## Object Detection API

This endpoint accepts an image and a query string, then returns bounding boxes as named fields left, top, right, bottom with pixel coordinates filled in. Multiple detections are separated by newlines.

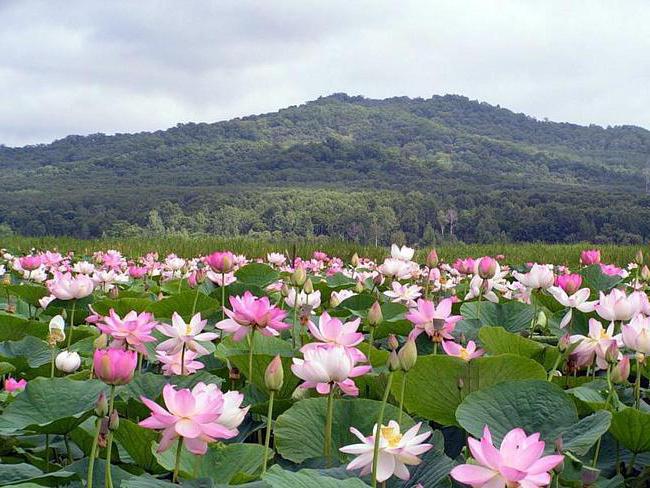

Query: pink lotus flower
left=216, top=291, right=290, bottom=341
left=512, top=264, right=554, bottom=290
left=157, top=312, right=218, bottom=356
left=477, top=256, right=498, bottom=279
left=441, top=340, right=484, bottom=361
left=19, top=255, right=42, bottom=271
left=156, top=350, right=205, bottom=376
left=339, top=420, right=432, bottom=482
left=128, top=265, right=148, bottom=279
left=622, top=314, right=650, bottom=354
left=406, top=298, right=462, bottom=341
left=291, top=344, right=371, bottom=396
left=139, top=382, right=242, bottom=454
left=305, top=312, right=366, bottom=362
left=580, top=249, right=601, bottom=265
left=384, top=282, right=422, bottom=307
left=93, top=348, right=137, bottom=385
left=570, top=318, right=622, bottom=370
left=205, top=251, right=235, bottom=274
left=48, top=272, right=94, bottom=300
left=595, top=289, right=642, bottom=323
left=547, top=286, right=597, bottom=329
left=4, top=377, right=27, bottom=392
left=453, top=258, right=476, bottom=275
left=600, top=263, right=625, bottom=277
left=554, top=274, right=582, bottom=296
left=97, top=309, right=158, bottom=354
left=450, top=426, right=563, bottom=488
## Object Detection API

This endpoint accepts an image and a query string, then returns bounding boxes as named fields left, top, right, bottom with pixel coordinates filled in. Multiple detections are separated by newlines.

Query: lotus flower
left=622, top=314, right=650, bottom=354
left=291, top=344, right=371, bottom=396
left=305, top=312, right=366, bottom=361
left=157, top=312, right=218, bottom=356
left=205, top=251, right=235, bottom=273
left=93, top=348, right=137, bottom=385
left=451, top=426, right=563, bottom=488
left=4, top=377, right=27, bottom=392
left=442, top=340, right=484, bottom=361
left=406, top=298, right=462, bottom=341
left=139, top=382, right=242, bottom=454
left=19, top=255, right=42, bottom=271
left=453, top=258, right=476, bottom=275
left=547, top=286, right=597, bottom=328
left=97, top=309, right=158, bottom=354
left=284, top=288, right=322, bottom=310
left=267, top=253, right=286, bottom=266
left=580, top=249, right=601, bottom=265
left=378, top=258, right=414, bottom=280
left=570, top=318, right=622, bottom=369
left=156, top=350, right=205, bottom=376
left=512, top=264, right=554, bottom=290
left=217, top=291, right=290, bottom=341
left=554, top=274, right=582, bottom=295
left=384, top=281, right=422, bottom=307
left=595, top=289, right=643, bottom=323
left=391, top=244, right=415, bottom=262
left=340, top=420, right=432, bottom=482
left=48, top=272, right=94, bottom=300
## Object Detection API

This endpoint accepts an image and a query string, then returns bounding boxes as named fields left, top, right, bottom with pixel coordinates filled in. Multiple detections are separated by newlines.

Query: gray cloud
left=1, top=0, right=648, bottom=146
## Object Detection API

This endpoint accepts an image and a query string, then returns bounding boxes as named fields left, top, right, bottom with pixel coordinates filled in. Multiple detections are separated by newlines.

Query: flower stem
left=323, top=386, right=336, bottom=465
left=50, top=347, right=56, bottom=378
left=397, top=373, right=407, bottom=425
left=180, top=343, right=186, bottom=376
left=262, top=390, right=275, bottom=474
left=105, top=385, right=116, bottom=488
left=635, top=355, right=642, bottom=409
left=248, top=330, right=255, bottom=384
left=66, top=301, right=76, bottom=350
left=220, top=272, right=226, bottom=321
left=592, top=365, right=614, bottom=467
left=191, top=284, right=200, bottom=316
left=547, top=352, right=563, bottom=382
left=173, top=437, right=183, bottom=483
left=86, top=417, right=102, bottom=488
left=367, top=327, right=374, bottom=365
left=371, top=372, right=394, bottom=487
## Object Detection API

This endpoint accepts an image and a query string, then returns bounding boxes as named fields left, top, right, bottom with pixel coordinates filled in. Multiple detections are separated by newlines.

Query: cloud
left=1, top=0, right=648, bottom=146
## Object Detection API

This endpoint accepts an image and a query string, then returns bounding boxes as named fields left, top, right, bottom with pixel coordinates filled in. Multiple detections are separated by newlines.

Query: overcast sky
left=1, top=0, right=649, bottom=147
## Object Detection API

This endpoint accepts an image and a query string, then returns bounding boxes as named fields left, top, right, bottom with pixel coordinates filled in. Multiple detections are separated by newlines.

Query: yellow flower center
left=459, top=347, right=470, bottom=361
left=599, top=330, right=610, bottom=340
left=380, top=425, right=402, bottom=448
left=185, top=325, right=193, bottom=335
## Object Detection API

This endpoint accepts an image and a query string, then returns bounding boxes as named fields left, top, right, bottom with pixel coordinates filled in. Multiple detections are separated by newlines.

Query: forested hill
left=1, top=93, right=649, bottom=244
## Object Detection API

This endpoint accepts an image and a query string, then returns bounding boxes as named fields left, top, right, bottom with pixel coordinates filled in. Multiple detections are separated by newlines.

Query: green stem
left=221, top=272, right=226, bottom=321
left=50, top=347, right=56, bottom=378
left=86, top=417, right=102, bottom=488
left=172, top=437, right=183, bottom=483
left=137, top=352, right=143, bottom=374
left=371, top=372, right=394, bottom=487
left=45, top=434, right=50, bottom=472
left=191, top=285, right=200, bottom=316
left=592, top=365, right=614, bottom=467
left=433, top=341, right=438, bottom=355
left=66, top=301, right=76, bottom=350
left=262, top=390, right=275, bottom=474
left=367, top=327, right=374, bottom=365
left=64, top=434, right=72, bottom=464
left=635, top=356, right=642, bottom=409
left=398, top=373, right=407, bottom=425
left=627, top=452, right=637, bottom=475
left=248, top=330, right=255, bottom=384
left=105, top=385, right=116, bottom=488
left=323, top=386, right=336, bottom=465
left=180, top=343, right=186, bottom=376
left=292, top=290, right=299, bottom=349
left=547, top=352, right=563, bottom=382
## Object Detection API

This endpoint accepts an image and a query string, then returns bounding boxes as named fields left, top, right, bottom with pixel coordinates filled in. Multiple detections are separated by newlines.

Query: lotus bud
left=367, top=301, right=383, bottom=327
left=611, top=356, right=630, bottom=384
left=354, top=281, right=364, bottom=294
left=108, top=410, right=120, bottom=431
left=281, top=283, right=290, bottom=297
left=558, top=333, right=571, bottom=353
left=536, top=310, right=547, bottom=328
left=642, top=265, right=650, bottom=281
left=55, top=351, right=81, bottom=373
left=351, top=253, right=359, bottom=267
left=605, top=343, right=619, bottom=364
left=291, top=267, right=306, bottom=286
left=108, top=287, right=119, bottom=299
left=95, top=392, right=108, bottom=417
left=388, top=350, right=401, bottom=372
left=635, top=249, right=644, bottom=265
left=636, top=352, right=646, bottom=365
left=303, top=278, right=314, bottom=294
left=93, top=348, right=137, bottom=386
left=426, top=249, right=439, bottom=268
left=477, top=256, right=497, bottom=279
left=94, top=333, right=109, bottom=350
left=581, top=466, right=600, bottom=486
left=387, top=334, right=399, bottom=351
left=398, top=339, right=418, bottom=372
left=264, top=355, right=284, bottom=392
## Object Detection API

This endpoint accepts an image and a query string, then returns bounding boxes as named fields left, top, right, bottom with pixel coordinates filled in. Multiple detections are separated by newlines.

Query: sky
left=1, top=0, right=649, bottom=147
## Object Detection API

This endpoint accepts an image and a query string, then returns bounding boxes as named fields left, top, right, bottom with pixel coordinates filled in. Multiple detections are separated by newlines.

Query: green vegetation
left=1, top=93, right=649, bottom=243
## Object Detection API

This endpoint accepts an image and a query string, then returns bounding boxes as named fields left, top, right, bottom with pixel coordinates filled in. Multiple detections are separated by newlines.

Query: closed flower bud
left=94, top=333, right=109, bottom=350
left=95, top=392, right=108, bottom=417
left=388, top=350, right=401, bottom=372
left=291, top=267, right=306, bottom=286
left=642, top=265, right=650, bottom=281
left=581, top=466, right=600, bottom=485
left=108, top=410, right=120, bottom=431
left=558, top=333, right=571, bottom=353
left=398, top=339, right=418, bottom=372
left=281, top=283, right=290, bottom=297
left=55, top=351, right=81, bottom=373
left=387, top=334, right=399, bottom=351
left=303, top=278, right=314, bottom=294
left=354, top=282, right=364, bottom=294
left=635, top=250, right=644, bottom=265
left=605, top=343, right=619, bottom=364
left=636, top=352, right=647, bottom=365
left=611, top=356, right=630, bottom=383
left=477, top=256, right=497, bottom=279
left=264, top=355, right=284, bottom=392
left=426, top=249, right=439, bottom=268
left=351, top=253, right=359, bottom=267
left=367, top=301, right=383, bottom=326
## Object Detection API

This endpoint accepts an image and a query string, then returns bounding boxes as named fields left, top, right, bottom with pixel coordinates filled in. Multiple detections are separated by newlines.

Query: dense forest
left=1, top=93, right=649, bottom=244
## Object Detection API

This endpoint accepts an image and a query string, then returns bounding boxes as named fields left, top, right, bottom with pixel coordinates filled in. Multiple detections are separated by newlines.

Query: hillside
left=1, top=93, right=649, bottom=244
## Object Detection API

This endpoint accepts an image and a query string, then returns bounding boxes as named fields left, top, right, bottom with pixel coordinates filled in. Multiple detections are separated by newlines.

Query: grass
left=0, top=235, right=643, bottom=266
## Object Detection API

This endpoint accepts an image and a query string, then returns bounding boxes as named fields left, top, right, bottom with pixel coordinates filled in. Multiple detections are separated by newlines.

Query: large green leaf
left=478, top=326, right=559, bottom=368
left=562, top=410, right=612, bottom=456
left=0, top=336, right=54, bottom=373
left=0, top=463, right=75, bottom=487
left=393, top=354, right=546, bottom=426
left=456, top=380, right=577, bottom=445
left=580, top=265, right=623, bottom=293
left=0, top=314, right=49, bottom=341
left=392, top=430, right=454, bottom=487
left=153, top=441, right=270, bottom=483
left=263, top=466, right=369, bottom=487
left=274, top=397, right=421, bottom=463
left=146, top=291, right=220, bottom=321
left=5, top=284, right=48, bottom=307
left=120, top=371, right=224, bottom=402
left=609, top=408, right=650, bottom=453
left=0, top=377, right=108, bottom=434
left=92, top=297, right=153, bottom=316
left=235, top=264, right=280, bottom=288
left=460, top=301, right=535, bottom=332
left=114, top=418, right=165, bottom=473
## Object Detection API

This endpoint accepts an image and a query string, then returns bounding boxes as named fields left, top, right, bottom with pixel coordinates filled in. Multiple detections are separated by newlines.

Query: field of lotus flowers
left=0, top=244, right=648, bottom=487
